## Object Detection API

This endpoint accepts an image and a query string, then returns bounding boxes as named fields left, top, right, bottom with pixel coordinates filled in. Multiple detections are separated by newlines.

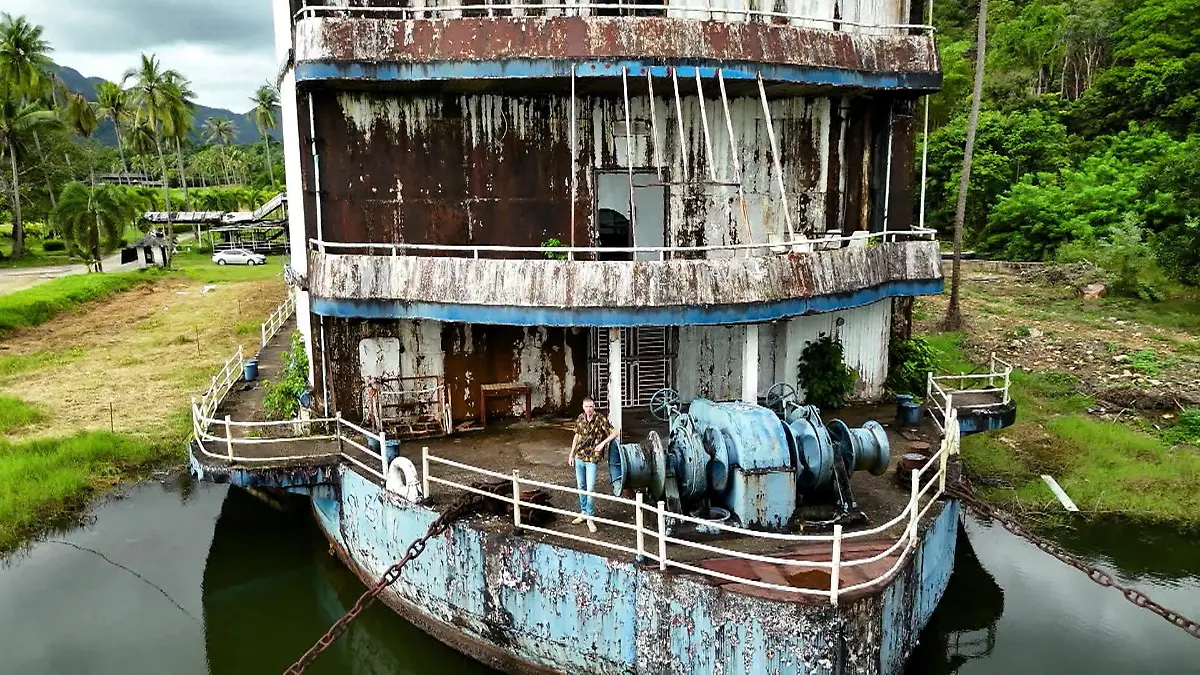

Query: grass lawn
left=0, top=254, right=287, bottom=554
left=930, top=332, right=1200, bottom=524
left=0, top=271, right=162, bottom=335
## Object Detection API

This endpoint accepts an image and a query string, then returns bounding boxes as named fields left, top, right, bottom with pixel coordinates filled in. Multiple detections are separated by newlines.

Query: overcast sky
left=10, top=0, right=276, bottom=112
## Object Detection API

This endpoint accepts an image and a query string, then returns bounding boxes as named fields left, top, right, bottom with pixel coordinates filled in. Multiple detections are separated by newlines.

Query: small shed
left=122, top=233, right=170, bottom=269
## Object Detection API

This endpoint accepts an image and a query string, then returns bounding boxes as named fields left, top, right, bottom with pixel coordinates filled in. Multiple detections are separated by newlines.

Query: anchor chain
left=947, top=481, right=1200, bottom=640
left=283, top=493, right=484, bottom=674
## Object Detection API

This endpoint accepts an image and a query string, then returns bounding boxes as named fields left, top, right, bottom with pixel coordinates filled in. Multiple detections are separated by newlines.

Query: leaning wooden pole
left=945, top=0, right=987, bottom=331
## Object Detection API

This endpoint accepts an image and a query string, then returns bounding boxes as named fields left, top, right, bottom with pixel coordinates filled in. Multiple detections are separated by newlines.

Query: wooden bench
left=479, top=382, right=532, bottom=426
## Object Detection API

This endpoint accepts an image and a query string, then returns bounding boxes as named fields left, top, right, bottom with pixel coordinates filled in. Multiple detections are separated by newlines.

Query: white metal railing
left=294, top=1, right=935, bottom=34
left=310, top=228, right=936, bottom=262
left=420, top=414, right=958, bottom=605
left=195, top=345, right=245, bottom=424
left=926, top=353, right=1013, bottom=432
left=261, top=290, right=296, bottom=348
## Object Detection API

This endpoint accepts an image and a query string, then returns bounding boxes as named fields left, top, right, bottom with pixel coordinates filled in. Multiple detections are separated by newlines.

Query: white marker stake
left=1041, top=475, right=1079, bottom=512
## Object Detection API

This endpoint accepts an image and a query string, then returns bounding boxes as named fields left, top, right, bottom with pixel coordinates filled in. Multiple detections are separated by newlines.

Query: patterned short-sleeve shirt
left=574, top=412, right=615, bottom=463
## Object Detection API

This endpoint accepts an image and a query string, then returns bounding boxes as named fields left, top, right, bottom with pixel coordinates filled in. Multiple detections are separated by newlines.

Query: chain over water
left=948, top=481, right=1200, bottom=640
left=283, top=494, right=483, bottom=674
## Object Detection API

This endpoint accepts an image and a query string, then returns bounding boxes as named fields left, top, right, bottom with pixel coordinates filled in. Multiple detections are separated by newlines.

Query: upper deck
left=287, top=0, right=939, bottom=91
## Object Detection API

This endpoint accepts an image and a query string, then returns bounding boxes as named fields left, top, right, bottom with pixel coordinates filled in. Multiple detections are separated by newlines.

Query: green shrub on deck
left=263, top=332, right=309, bottom=420
left=797, top=334, right=856, bottom=409
left=886, top=336, right=937, bottom=398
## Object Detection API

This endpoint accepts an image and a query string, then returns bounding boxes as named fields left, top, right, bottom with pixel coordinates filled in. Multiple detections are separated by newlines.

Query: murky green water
left=1, top=481, right=1198, bottom=673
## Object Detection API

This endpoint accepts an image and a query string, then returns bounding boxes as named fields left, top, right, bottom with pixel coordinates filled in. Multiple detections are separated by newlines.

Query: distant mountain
left=52, top=63, right=278, bottom=146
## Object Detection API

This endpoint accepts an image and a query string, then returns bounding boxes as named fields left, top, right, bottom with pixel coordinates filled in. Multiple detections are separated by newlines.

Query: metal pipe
left=622, top=65, right=637, bottom=246
left=756, top=72, right=796, bottom=241
left=882, top=99, right=894, bottom=240
left=670, top=67, right=689, bottom=180
left=646, top=70, right=662, bottom=179
left=717, top=69, right=754, bottom=249
left=570, top=67, right=578, bottom=250
left=693, top=70, right=718, bottom=182
left=319, top=315, right=330, bottom=416
left=306, top=92, right=324, bottom=243
left=830, top=524, right=842, bottom=606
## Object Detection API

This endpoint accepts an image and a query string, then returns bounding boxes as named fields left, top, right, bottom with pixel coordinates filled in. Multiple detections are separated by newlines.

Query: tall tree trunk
left=944, top=0, right=988, bottom=332
left=89, top=167, right=103, bottom=273
left=155, top=133, right=174, bottom=268
left=7, top=139, right=24, bottom=259
left=264, top=135, right=276, bottom=188
left=175, top=137, right=199, bottom=241
left=114, top=123, right=129, bottom=173
left=220, top=144, right=231, bottom=186
left=32, top=130, right=56, bottom=210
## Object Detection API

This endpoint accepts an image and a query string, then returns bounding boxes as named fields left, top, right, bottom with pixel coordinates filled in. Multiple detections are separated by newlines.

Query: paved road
left=0, top=234, right=196, bottom=295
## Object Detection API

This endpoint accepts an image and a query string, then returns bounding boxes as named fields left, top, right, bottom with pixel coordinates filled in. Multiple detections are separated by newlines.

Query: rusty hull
left=295, top=16, right=938, bottom=80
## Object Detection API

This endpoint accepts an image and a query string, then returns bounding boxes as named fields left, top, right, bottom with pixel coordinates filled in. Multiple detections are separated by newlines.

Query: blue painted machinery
left=609, top=386, right=890, bottom=531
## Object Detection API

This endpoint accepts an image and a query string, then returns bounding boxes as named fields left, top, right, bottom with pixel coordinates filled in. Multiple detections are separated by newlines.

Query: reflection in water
left=906, top=523, right=1004, bottom=673
left=202, top=486, right=492, bottom=675
left=908, top=514, right=1200, bottom=674
left=5, top=479, right=1200, bottom=675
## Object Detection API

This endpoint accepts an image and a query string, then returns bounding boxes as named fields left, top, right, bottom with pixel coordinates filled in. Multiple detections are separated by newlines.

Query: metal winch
left=609, top=385, right=891, bottom=531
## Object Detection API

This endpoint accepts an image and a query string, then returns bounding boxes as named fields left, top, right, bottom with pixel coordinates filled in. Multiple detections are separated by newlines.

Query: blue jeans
left=575, top=460, right=598, bottom=516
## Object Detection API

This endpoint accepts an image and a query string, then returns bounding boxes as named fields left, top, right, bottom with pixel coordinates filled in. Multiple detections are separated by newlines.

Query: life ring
left=385, top=456, right=422, bottom=502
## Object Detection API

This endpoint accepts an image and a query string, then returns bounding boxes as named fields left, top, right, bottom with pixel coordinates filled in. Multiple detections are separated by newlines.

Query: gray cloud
left=8, top=0, right=275, bottom=110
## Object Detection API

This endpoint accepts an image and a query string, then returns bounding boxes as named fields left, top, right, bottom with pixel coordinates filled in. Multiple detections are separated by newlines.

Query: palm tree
left=163, top=74, right=195, bottom=209
left=53, top=181, right=139, bottom=272
left=0, top=96, right=60, bottom=257
left=123, top=53, right=183, bottom=247
left=95, top=80, right=131, bottom=172
left=943, top=0, right=989, bottom=331
left=250, top=83, right=280, bottom=188
left=0, top=14, right=52, bottom=97
left=203, top=116, right=236, bottom=185
left=0, top=13, right=55, bottom=257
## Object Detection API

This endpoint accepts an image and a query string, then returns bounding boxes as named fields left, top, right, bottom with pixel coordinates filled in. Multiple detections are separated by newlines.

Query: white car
left=212, top=249, right=267, bottom=266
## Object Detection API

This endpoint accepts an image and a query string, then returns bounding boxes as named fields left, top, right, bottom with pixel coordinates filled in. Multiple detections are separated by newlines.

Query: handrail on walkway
left=309, top=228, right=937, bottom=262
left=418, top=410, right=959, bottom=606
left=293, top=1, right=937, bottom=34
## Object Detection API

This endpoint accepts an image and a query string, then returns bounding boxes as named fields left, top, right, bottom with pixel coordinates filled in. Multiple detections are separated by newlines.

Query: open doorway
left=596, top=171, right=665, bottom=260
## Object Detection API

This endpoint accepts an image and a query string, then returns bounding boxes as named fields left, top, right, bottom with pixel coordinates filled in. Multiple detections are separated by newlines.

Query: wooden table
left=479, top=381, right=532, bottom=426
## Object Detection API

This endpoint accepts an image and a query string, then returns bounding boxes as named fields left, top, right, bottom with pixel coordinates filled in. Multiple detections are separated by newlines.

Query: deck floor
left=207, top=328, right=949, bottom=602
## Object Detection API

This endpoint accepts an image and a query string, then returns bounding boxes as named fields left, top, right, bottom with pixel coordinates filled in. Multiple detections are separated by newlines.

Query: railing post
left=379, top=430, right=389, bottom=478
left=988, top=352, right=996, bottom=388
left=635, top=491, right=645, bottom=561
left=512, top=470, right=522, bottom=529
left=657, top=500, right=668, bottom=571
left=938, top=439, right=950, bottom=492
left=224, top=415, right=233, bottom=459
left=1004, top=369, right=1012, bottom=405
left=925, top=371, right=932, bottom=402
left=830, top=524, right=842, bottom=606
left=422, top=446, right=430, bottom=499
left=909, top=471, right=920, bottom=546
left=261, top=323, right=267, bottom=348
left=335, top=412, right=344, bottom=455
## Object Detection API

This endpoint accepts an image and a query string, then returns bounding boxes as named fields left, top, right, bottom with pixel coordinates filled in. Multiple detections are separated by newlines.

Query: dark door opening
left=597, top=208, right=632, bottom=261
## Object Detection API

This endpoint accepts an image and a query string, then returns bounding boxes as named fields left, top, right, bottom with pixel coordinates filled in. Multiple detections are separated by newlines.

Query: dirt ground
left=0, top=274, right=285, bottom=439
left=918, top=268, right=1200, bottom=414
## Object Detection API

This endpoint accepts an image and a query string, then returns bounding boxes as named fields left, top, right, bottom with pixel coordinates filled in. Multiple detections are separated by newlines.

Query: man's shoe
left=571, top=515, right=585, bottom=525
left=587, top=519, right=598, bottom=533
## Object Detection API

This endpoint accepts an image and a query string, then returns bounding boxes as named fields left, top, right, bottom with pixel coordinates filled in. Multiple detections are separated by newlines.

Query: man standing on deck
left=569, top=397, right=619, bottom=533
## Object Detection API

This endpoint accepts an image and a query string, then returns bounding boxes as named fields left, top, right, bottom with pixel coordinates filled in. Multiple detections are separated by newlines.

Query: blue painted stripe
left=295, top=59, right=941, bottom=90
left=310, top=278, right=944, bottom=326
